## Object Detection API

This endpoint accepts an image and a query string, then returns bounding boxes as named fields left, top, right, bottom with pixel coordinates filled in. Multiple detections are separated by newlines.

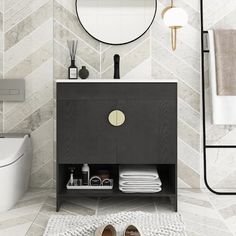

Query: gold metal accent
left=170, top=26, right=182, bottom=51
left=171, top=27, right=177, bottom=51
left=162, top=0, right=183, bottom=51
left=161, top=6, right=172, bottom=18
left=108, top=110, right=125, bottom=126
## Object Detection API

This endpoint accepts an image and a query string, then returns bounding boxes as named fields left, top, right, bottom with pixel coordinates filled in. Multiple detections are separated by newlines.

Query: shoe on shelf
left=124, top=225, right=142, bottom=236
left=94, top=224, right=116, bottom=236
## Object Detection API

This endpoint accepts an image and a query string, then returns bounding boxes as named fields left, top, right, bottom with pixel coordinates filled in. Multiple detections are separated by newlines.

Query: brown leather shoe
left=94, top=224, right=116, bottom=236
left=124, top=225, right=142, bottom=236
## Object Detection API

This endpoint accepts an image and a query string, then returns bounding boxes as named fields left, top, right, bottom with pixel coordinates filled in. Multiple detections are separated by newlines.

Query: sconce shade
left=163, top=7, right=188, bottom=28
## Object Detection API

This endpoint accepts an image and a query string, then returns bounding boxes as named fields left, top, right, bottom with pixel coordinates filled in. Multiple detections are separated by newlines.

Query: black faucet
left=113, top=54, right=120, bottom=79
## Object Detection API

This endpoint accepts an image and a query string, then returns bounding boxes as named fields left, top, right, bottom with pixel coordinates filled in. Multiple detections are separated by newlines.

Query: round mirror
left=75, top=0, right=157, bottom=45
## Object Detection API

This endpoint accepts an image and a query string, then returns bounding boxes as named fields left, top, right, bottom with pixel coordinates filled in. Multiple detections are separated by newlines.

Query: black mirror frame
left=75, top=0, right=157, bottom=45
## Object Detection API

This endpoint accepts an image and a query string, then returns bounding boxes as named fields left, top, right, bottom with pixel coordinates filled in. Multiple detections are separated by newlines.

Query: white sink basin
left=56, top=79, right=177, bottom=83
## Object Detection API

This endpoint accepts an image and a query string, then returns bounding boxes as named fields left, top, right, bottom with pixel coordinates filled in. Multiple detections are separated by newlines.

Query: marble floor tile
left=0, top=189, right=47, bottom=236
left=0, top=222, right=32, bottom=236
left=25, top=223, right=45, bottom=236
left=205, top=190, right=236, bottom=235
left=97, top=197, right=156, bottom=215
left=154, top=197, right=174, bottom=213
left=60, top=201, right=96, bottom=215
left=0, top=188, right=236, bottom=236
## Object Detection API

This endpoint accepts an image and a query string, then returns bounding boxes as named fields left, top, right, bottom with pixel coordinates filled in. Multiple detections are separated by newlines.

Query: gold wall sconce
left=162, top=0, right=188, bottom=51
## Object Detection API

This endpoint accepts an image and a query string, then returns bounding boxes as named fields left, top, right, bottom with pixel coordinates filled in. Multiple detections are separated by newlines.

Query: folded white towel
left=119, top=177, right=162, bottom=187
left=119, top=186, right=162, bottom=193
left=119, top=165, right=159, bottom=180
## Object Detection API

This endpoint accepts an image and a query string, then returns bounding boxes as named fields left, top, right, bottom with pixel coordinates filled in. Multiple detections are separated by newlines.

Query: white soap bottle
left=82, top=164, right=90, bottom=185
left=69, top=167, right=75, bottom=186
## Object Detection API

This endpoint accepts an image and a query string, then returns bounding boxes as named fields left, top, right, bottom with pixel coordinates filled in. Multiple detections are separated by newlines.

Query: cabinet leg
left=170, top=196, right=178, bottom=212
left=174, top=198, right=178, bottom=212
left=56, top=198, right=61, bottom=212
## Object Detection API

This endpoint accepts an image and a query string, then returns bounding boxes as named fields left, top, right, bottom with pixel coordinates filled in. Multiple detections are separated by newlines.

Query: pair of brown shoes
left=95, top=224, right=142, bottom=236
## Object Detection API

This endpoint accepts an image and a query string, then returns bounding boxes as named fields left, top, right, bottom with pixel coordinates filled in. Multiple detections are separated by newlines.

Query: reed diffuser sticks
left=67, top=40, right=78, bottom=60
left=67, top=40, right=78, bottom=79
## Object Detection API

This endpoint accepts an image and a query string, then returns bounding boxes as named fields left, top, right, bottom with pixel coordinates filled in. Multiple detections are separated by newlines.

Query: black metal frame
left=200, top=0, right=236, bottom=195
left=75, top=0, right=157, bottom=46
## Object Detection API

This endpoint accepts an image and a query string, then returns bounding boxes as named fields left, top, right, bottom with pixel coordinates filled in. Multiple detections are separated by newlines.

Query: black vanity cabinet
left=56, top=81, right=177, bottom=211
left=116, top=99, right=176, bottom=164
left=57, top=99, right=117, bottom=164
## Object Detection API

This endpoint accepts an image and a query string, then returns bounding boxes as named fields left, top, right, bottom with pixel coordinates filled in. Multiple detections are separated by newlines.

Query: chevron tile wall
left=0, top=0, right=3, bottom=133
left=2, top=0, right=54, bottom=187
left=1, top=0, right=233, bottom=190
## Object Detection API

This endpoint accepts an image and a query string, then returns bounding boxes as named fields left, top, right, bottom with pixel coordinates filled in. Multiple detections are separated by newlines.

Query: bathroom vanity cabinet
left=56, top=80, right=177, bottom=211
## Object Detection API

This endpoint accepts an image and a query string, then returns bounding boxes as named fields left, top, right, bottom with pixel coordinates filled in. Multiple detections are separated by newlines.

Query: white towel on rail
left=208, top=30, right=236, bottom=124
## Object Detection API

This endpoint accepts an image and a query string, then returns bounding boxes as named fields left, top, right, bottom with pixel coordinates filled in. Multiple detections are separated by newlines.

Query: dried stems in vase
left=67, top=40, right=78, bottom=61
left=67, top=40, right=78, bottom=79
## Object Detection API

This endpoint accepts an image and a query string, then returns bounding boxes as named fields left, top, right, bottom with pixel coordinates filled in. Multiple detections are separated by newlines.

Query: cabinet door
left=57, top=100, right=117, bottom=164
left=116, top=99, right=177, bottom=164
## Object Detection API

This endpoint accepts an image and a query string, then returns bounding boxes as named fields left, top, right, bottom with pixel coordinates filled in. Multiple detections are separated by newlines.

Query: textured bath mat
left=43, top=211, right=186, bottom=236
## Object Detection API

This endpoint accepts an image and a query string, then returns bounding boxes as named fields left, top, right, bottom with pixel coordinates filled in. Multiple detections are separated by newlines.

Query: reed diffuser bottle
left=67, top=40, right=78, bottom=79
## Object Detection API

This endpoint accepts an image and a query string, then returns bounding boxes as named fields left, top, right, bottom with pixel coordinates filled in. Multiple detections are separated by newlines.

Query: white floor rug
left=43, top=211, right=186, bottom=236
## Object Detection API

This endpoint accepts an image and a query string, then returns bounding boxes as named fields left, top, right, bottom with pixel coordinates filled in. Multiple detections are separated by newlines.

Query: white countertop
left=55, top=79, right=178, bottom=83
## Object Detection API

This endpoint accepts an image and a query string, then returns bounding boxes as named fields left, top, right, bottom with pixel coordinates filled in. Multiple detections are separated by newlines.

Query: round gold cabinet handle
left=108, top=110, right=125, bottom=126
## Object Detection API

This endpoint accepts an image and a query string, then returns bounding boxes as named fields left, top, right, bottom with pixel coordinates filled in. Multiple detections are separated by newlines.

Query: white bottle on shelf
left=69, top=167, right=75, bottom=186
left=82, top=164, right=90, bottom=185
left=70, top=172, right=74, bottom=186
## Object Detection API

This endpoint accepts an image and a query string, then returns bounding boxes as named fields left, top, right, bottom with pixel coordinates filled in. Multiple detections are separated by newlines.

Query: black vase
left=79, top=66, right=89, bottom=79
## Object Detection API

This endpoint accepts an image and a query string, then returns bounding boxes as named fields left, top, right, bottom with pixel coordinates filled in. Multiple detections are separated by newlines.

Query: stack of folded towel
left=119, top=165, right=162, bottom=193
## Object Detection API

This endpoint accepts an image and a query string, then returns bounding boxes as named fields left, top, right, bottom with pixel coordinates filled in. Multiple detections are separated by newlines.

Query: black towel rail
left=200, top=0, right=236, bottom=195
